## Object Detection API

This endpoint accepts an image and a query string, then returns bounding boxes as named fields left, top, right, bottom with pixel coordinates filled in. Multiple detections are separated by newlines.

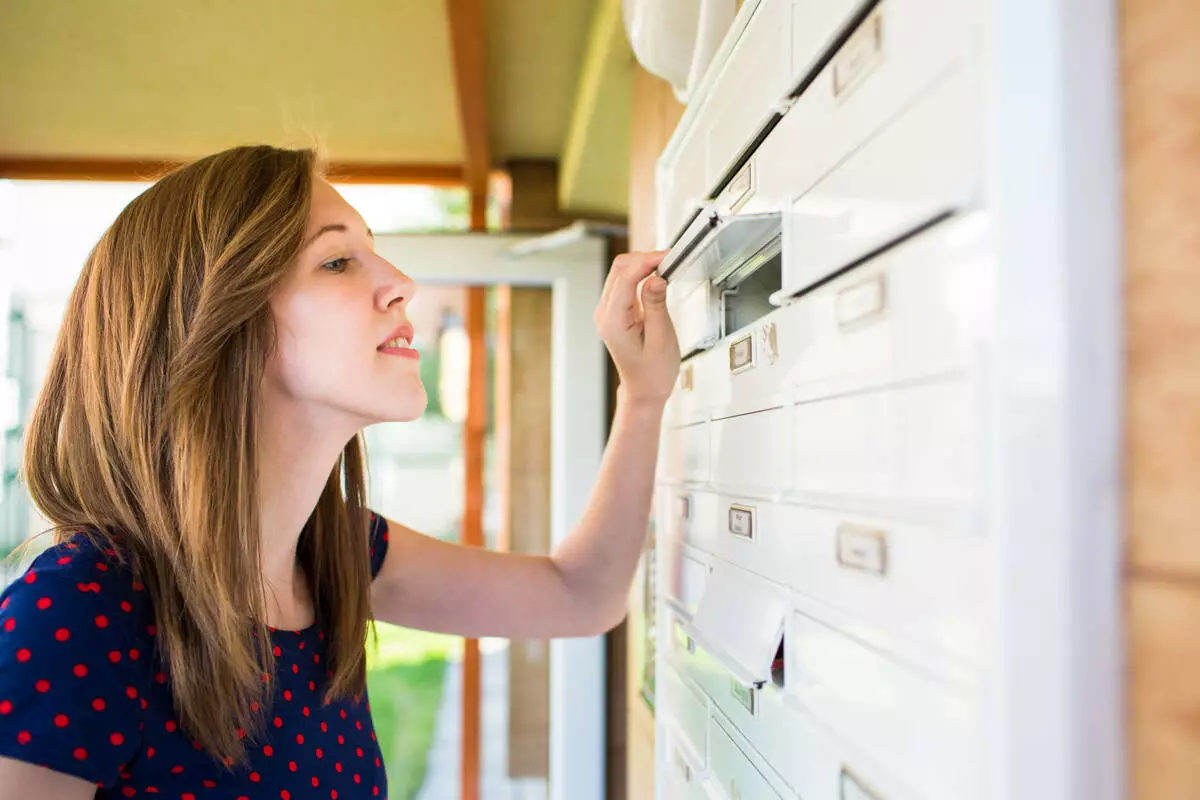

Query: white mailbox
left=651, top=0, right=1122, bottom=798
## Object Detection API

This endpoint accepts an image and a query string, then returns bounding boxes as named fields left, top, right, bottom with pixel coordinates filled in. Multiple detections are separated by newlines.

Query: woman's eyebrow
left=303, top=223, right=374, bottom=250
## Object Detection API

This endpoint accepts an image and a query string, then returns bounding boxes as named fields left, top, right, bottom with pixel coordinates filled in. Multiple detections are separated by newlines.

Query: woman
left=0, top=145, right=679, bottom=798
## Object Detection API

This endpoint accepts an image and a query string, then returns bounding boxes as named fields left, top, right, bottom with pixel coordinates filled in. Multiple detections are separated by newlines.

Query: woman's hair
left=14, top=145, right=379, bottom=769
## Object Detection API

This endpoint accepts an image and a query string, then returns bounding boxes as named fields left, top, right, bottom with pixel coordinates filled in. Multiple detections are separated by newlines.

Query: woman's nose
left=380, top=265, right=417, bottom=310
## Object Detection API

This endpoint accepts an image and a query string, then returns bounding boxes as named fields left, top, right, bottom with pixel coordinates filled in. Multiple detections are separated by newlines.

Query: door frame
left=374, top=231, right=610, bottom=800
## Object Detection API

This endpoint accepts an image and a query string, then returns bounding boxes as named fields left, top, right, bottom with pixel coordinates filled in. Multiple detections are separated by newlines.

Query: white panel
left=668, top=346, right=722, bottom=427
left=680, top=625, right=919, bottom=800
left=789, top=0, right=867, bottom=88
left=788, top=606, right=982, bottom=799
left=713, top=498, right=988, bottom=673
left=709, top=673, right=909, bottom=800
left=660, top=126, right=711, bottom=246
left=657, top=0, right=791, bottom=241
left=984, top=0, right=1124, bottom=796
left=666, top=489, right=722, bottom=554
left=660, top=420, right=711, bottom=485
left=719, top=318, right=794, bottom=418
left=781, top=61, right=980, bottom=297
left=777, top=213, right=995, bottom=401
left=661, top=537, right=711, bottom=617
left=790, top=377, right=978, bottom=512
left=702, top=0, right=792, bottom=185
left=710, top=406, right=789, bottom=495
left=660, top=665, right=711, bottom=772
left=663, top=732, right=714, bottom=800
left=668, top=272, right=721, bottom=356
left=708, top=713, right=786, bottom=800
left=751, top=0, right=980, bottom=237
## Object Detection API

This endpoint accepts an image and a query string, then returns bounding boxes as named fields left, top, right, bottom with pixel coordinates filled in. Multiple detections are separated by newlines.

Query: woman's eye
left=321, top=257, right=352, bottom=273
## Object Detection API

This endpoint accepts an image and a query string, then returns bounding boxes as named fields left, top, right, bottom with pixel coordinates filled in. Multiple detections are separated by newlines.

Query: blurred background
left=0, top=1, right=636, bottom=797
left=0, top=1, right=1197, bottom=799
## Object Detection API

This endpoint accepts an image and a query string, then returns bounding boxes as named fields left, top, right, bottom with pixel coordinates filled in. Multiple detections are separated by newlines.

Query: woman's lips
left=378, top=344, right=420, bottom=360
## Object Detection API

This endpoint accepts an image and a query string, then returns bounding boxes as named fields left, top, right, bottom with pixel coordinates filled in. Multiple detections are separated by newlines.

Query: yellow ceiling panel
left=0, top=0, right=463, bottom=163
left=484, top=0, right=598, bottom=160
left=0, top=0, right=635, bottom=213
left=557, top=0, right=633, bottom=216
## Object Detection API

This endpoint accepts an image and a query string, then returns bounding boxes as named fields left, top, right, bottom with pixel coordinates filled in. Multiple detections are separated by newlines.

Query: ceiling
left=0, top=0, right=633, bottom=213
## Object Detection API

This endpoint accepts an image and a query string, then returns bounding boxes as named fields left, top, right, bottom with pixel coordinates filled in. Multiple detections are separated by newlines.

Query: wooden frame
left=444, top=0, right=494, bottom=793
left=446, top=0, right=491, bottom=231
left=0, top=157, right=471, bottom=185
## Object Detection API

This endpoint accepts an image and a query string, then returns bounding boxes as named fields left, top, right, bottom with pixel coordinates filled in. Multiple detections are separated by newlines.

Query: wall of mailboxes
left=642, top=0, right=1118, bottom=799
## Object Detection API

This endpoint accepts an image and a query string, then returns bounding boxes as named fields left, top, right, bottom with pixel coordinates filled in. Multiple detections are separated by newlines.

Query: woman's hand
left=594, top=250, right=680, bottom=408
left=371, top=250, right=682, bottom=640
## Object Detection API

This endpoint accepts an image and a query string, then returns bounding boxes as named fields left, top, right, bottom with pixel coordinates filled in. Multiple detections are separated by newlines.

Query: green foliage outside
left=365, top=622, right=460, bottom=800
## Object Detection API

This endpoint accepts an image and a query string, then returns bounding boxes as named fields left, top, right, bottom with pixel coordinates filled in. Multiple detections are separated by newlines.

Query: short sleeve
left=0, top=549, right=150, bottom=787
left=368, top=510, right=390, bottom=581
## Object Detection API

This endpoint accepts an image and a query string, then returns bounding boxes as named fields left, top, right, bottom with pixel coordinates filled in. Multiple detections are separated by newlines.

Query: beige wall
left=1122, top=0, right=1200, bottom=796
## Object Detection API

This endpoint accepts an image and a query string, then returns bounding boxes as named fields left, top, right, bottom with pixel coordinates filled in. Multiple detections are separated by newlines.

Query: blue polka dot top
left=0, top=511, right=392, bottom=799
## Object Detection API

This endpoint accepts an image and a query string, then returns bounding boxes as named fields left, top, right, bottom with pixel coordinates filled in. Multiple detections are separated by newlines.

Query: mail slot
left=836, top=523, right=888, bottom=575
left=728, top=505, right=756, bottom=541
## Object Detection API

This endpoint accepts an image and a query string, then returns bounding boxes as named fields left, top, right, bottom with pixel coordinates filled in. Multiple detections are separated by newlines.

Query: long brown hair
left=14, top=145, right=379, bottom=769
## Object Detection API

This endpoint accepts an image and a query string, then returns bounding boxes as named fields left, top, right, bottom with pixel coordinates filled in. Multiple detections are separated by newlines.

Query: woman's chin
left=386, top=390, right=428, bottom=423
left=346, top=380, right=428, bottom=425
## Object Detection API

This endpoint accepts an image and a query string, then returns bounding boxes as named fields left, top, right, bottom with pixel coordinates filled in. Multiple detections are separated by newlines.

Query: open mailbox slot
left=660, top=206, right=783, bottom=356
left=683, top=560, right=788, bottom=689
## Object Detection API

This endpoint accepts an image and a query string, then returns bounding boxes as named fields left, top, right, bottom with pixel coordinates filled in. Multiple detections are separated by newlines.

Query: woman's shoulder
left=0, top=532, right=158, bottom=788
left=0, top=530, right=155, bottom=645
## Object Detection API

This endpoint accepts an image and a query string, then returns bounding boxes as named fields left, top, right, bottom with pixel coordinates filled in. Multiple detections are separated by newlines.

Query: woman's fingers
left=600, top=252, right=665, bottom=336
left=640, top=274, right=672, bottom=350
left=594, top=250, right=678, bottom=405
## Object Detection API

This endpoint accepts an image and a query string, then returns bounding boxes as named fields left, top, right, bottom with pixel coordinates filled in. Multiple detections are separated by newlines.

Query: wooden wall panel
left=1128, top=580, right=1200, bottom=798
left=1123, top=0, right=1200, bottom=581
left=1123, top=0, right=1200, bottom=797
left=628, top=67, right=684, bottom=252
left=503, top=287, right=554, bottom=779
left=500, top=159, right=562, bottom=781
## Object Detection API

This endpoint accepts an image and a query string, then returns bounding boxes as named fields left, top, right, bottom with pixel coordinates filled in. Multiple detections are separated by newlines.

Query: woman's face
left=265, top=177, right=427, bottom=428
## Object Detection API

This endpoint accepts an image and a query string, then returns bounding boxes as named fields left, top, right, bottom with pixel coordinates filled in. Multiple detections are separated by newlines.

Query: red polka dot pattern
left=0, top=512, right=391, bottom=797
